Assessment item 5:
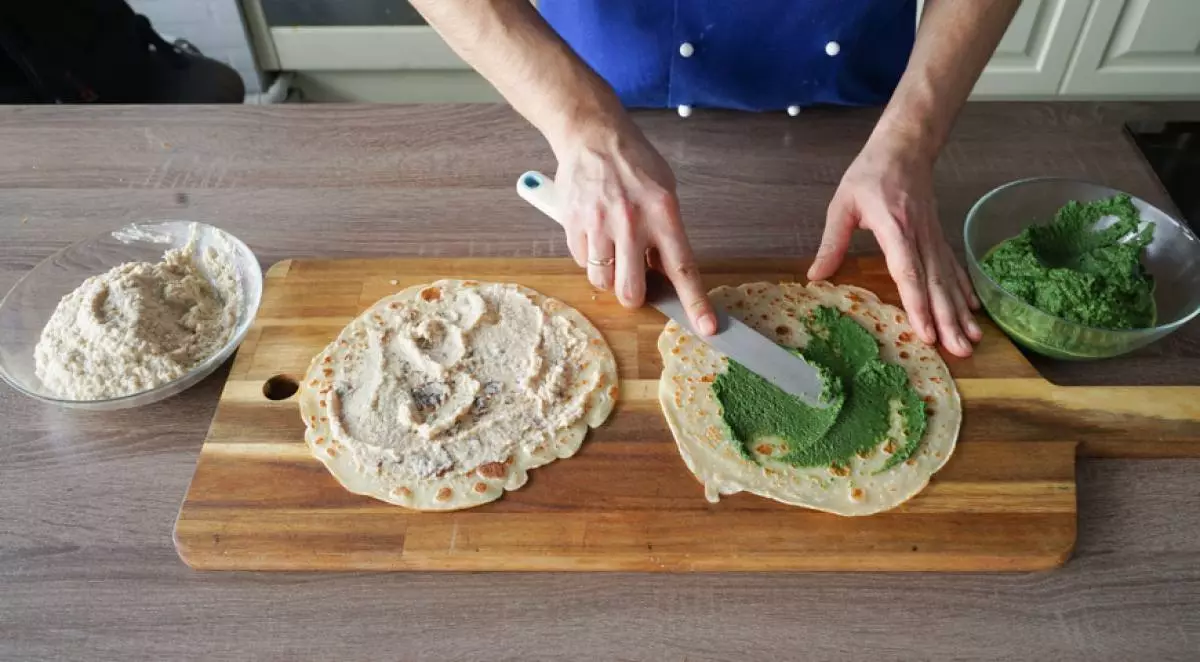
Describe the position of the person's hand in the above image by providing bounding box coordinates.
[807,138,982,357]
[553,119,717,335]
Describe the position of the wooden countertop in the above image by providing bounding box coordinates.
[1,103,1198,660]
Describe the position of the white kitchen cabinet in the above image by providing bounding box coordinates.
[968,0,1091,97]
[1060,0,1200,97]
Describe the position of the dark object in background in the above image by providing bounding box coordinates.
[1126,121,1200,233]
[0,0,243,103]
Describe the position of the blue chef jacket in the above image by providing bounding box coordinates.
[539,0,918,111]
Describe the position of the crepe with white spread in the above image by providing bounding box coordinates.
[300,280,618,511]
[658,281,960,516]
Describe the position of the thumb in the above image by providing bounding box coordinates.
[808,195,856,281]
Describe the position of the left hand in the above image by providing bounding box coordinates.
[807,137,983,358]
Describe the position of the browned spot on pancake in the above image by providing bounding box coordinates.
[906,458,917,466]
[829,464,850,477]
[591,338,604,346]
[700,374,715,383]
[847,292,864,303]
[388,302,400,310]
[475,462,506,479]
[930,377,942,384]
[734,301,745,309]
[850,303,861,312]
[318,400,327,408]
[775,325,790,336]
[761,314,769,321]
[465,469,476,478]
[420,286,442,302]
[504,456,515,466]
[920,356,930,362]
[875,323,887,333]
[319,416,328,423]
[898,331,914,343]
[857,449,871,460]
[463,280,478,286]
[609,385,619,399]
[927,408,935,416]
[436,487,452,501]
[308,379,319,387]
[309,415,317,424]
[313,436,324,445]
[884,440,897,454]
[474,482,489,494]
[756,444,773,455]
[899,351,910,359]
[323,368,333,378]
[851,488,864,500]
[680,356,689,362]
[326,448,338,458]
[895,314,903,323]
[671,347,680,354]
[338,339,348,347]
[398,486,412,497]
[678,336,689,344]
[923,395,935,404]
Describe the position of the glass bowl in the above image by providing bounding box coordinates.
[0,221,263,409]
[964,178,1200,360]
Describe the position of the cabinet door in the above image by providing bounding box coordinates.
[969,0,1091,97]
[1061,0,1200,96]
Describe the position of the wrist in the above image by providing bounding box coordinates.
[541,91,629,158]
[864,116,939,169]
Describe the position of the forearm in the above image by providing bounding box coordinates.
[870,0,1021,160]
[409,0,627,153]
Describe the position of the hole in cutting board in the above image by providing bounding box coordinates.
[263,374,299,401]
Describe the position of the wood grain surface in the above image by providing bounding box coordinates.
[2,104,1200,659]
[175,256,1092,572]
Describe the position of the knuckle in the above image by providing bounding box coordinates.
[900,265,922,283]
[670,259,700,280]
[643,190,677,218]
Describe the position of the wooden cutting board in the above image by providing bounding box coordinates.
[173,257,1200,572]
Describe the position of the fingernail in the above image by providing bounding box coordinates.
[924,324,937,343]
[967,320,981,338]
[697,313,716,336]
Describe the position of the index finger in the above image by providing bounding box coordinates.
[655,225,716,336]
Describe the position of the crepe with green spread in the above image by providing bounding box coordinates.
[657,281,961,516]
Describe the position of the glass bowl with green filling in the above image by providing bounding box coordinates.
[963,178,1200,360]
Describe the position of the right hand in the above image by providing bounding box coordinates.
[552,120,717,335]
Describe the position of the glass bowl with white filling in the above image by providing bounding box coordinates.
[0,221,262,410]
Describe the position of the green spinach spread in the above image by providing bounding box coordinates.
[711,306,926,471]
[980,194,1155,330]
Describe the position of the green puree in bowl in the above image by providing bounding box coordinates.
[711,306,927,472]
[980,194,1155,330]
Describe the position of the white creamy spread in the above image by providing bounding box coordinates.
[322,283,594,482]
[33,224,242,400]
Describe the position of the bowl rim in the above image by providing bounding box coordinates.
[0,221,263,408]
[963,176,1200,337]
